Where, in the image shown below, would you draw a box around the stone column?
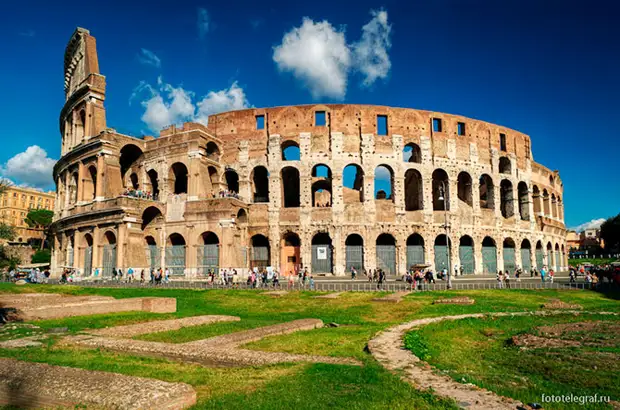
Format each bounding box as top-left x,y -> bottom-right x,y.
77,162 -> 86,203
474,239 -> 483,274
333,227 -> 344,276
95,154 -> 105,201
450,239 -> 459,277
512,183 -> 519,219
116,224 -> 125,270
396,244 -> 406,276
423,177 -> 433,214
472,177 -> 481,214
514,246 -> 521,271
496,244 -> 504,273
91,226 -> 100,272
393,175 -> 405,214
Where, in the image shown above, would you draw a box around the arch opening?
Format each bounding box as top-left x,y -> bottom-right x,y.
499,157 -> 511,174
224,169 -> 239,194
376,233 -> 396,275
434,234 -> 452,272
482,236 -> 497,274
119,144 -> 143,184
281,167 -> 300,208
432,169 -> 450,210
406,233 -> 425,269
281,141 -> 300,161
405,169 -> 423,211
503,238 -> 516,273
374,165 -> 394,201
345,234 -> 364,272
518,182 -> 530,220
166,233 -> 186,275
252,166 -> 269,203
169,162 -> 188,195
251,234 -> 270,270
281,232 -> 301,276
479,174 -> 495,210
457,171 -> 473,207
403,143 -> 421,163
500,179 -> 514,218
312,165 -> 332,207
459,235 -> 475,274
312,232 -> 333,274
343,164 -> 364,203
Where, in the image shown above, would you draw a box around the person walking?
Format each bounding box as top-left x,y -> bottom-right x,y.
549,269 -> 555,284
496,271 -> 504,289
140,269 -> 145,283
540,266 -> 547,283
504,271 -> 511,289
127,267 -> 134,283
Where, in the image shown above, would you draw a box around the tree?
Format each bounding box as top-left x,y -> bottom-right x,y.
31,249 -> 51,264
600,213 -> 620,253
24,209 -> 54,250
0,179 -> 15,241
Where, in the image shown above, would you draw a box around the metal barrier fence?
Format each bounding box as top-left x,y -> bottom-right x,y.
12,278 -> 613,293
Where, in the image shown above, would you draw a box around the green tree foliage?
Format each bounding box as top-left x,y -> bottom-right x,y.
24,209 -> 54,250
0,246 -> 20,270
31,249 -> 51,264
600,213 -> 620,252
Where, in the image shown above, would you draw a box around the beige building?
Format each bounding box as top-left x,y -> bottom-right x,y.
0,185 -> 55,244
50,28 -> 567,278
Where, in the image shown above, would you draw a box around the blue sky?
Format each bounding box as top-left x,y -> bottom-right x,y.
0,0 -> 618,231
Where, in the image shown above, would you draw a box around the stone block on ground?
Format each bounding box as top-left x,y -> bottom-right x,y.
263,290 -> 288,297
542,299 -> 582,310
313,292 -> 343,299
89,315 -> 240,338
141,297 -> 177,313
372,291 -> 410,303
0,358 -> 196,409
433,297 -> 475,305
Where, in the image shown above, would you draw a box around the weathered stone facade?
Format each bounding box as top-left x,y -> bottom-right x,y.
50,28 -> 567,278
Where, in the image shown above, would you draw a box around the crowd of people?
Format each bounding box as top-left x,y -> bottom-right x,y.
122,188 -> 156,200
3,267 -> 51,283
212,190 -> 240,200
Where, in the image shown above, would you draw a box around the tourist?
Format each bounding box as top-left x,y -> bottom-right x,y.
112,268 -> 118,281
127,267 -> 134,283
273,271 -> 279,288
377,269 -> 385,290
288,272 -> 294,289
425,269 -> 435,284
351,266 -> 357,280
515,267 -> 521,282
540,266 -> 547,283
309,275 -> 315,290
585,271 -> 593,288
496,271 -> 504,288
569,269 -> 576,284
140,269 -> 145,283
149,269 -> 155,284
164,268 -> 170,283
504,271 -> 511,289
373,269 -> 378,282
232,270 -> 239,289
94,267 -> 100,278
549,269 -> 554,284
118,268 -> 123,282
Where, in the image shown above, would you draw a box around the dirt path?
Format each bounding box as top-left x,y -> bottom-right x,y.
368,310 -> 618,410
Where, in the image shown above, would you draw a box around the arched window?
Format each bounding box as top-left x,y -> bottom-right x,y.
499,157 -> 511,174
236,208 -> 248,224
532,185 -> 541,214
479,174 -> 494,210
281,140 -> 300,161
225,169 -> 239,193
206,142 -> 220,160
551,194 -> 558,218
119,144 -> 143,184
312,232 -> 333,273
405,169 -> 423,211
252,166 -> 269,203
500,179 -> 514,218
403,143 -> 421,163
147,169 -> 159,199
457,172 -> 473,207
374,165 -> 394,201
141,206 -> 163,230
312,164 -> 332,207
518,182 -> 529,220
251,234 -> 270,269
345,234 -> 364,271
432,169 -> 449,210
376,233 -> 396,275
281,167 -> 300,207
503,238 -> 516,272
459,235 -> 475,274
542,189 -> 550,216
129,172 -> 139,190
70,172 -> 79,204
169,162 -> 189,194
87,166 -> 97,200
343,164 -> 364,203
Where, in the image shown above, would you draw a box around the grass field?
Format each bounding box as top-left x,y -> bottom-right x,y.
0,283 -> 618,409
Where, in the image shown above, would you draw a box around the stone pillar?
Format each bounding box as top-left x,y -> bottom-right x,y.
396,244 -> 406,276
77,162 -> 86,203
450,239 -> 459,277
512,184 -> 519,219
472,177 -> 481,214
333,227 -> 344,276
423,177 -> 433,214
91,226 -> 100,272
449,178 -> 458,212
393,175 -> 405,214
117,224 -> 125,270
474,239 -> 483,274
95,154 -> 105,201
514,246 -> 521,271
496,244 -> 504,273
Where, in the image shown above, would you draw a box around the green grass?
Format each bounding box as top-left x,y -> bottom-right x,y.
1,283 -> 619,409
404,313 -> 620,409
569,257 -> 618,266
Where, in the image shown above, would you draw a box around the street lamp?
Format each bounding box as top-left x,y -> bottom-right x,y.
438,181 -> 452,289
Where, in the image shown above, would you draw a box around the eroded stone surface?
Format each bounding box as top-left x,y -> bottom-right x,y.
542,299 -> 582,310
433,297 -> 475,305
372,291 -> 410,303
0,358 -> 196,409
313,292 -> 343,299
89,315 -> 240,338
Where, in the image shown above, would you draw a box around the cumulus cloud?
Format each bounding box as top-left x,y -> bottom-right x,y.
353,10 -> 392,86
197,8 -> 210,39
137,48 -> 161,68
570,218 -> 606,233
132,77 -> 251,132
272,9 -> 392,99
0,146 -> 56,189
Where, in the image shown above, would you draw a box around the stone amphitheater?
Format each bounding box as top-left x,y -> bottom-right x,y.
50,27 -> 567,278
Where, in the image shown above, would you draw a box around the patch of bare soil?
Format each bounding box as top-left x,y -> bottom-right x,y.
542,299 -> 583,310
511,334 -> 581,348
433,297 -> 475,305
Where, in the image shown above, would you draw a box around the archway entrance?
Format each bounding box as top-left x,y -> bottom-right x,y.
250,234 -> 270,270
482,237 -> 497,274
312,232 -> 333,274
503,238 -> 516,273
198,232 -> 219,274
434,234 -> 451,272
102,231 -> 117,277
535,241 -> 544,271
281,232 -> 301,276
406,234 -> 425,269
166,233 -> 186,275
145,236 -> 160,270
459,236 -> 475,274
521,240 -> 532,272
345,234 -> 364,272
83,234 -> 93,276
376,234 -> 396,275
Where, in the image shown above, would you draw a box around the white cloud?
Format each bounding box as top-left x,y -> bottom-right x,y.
137,48 -> 161,68
197,8 -> 210,39
570,218 -> 606,233
273,18 -> 351,99
132,77 -> 251,132
0,146 -> 56,189
272,9 -> 392,99
353,10 -> 392,86
19,30 -> 36,37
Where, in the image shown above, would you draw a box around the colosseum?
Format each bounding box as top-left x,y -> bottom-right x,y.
50,28 -> 567,278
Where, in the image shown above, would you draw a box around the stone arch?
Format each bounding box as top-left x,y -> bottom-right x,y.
479,174 -> 495,210
500,179 -> 514,218
345,233 -> 364,272
482,236 -> 497,273
311,164 -> 332,207
374,164 -> 394,201
499,157 -> 511,174
169,162 -> 189,195
312,232 -> 333,274
208,166 -> 219,195
206,141 -> 220,160
554,243 -> 561,271
503,238 -> 516,273
535,240 -> 544,270
70,171 -> 79,204
403,143 -> 421,163
224,168 -> 239,193
198,231 -> 220,274
281,140 -> 300,161
518,182 -> 529,220
101,230 -> 117,277
85,165 -> 97,200
546,241 -> 553,269
281,231 -> 301,276
82,232 -> 94,276
520,239 -> 532,271
434,234 -> 452,272
549,175 -> 555,186
376,233 -> 396,275
166,232 -> 186,275
251,166 -> 269,203
343,164 -> 364,203
542,189 -> 550,216
237,208 -> 248,224
281,166 -> 300,207
404,169 -> 423,211
459,235 -> 475,274
532,185 -> 541,214
119,144 -> 143,184
457,171 -> 473,207
129,172 -> 139,190
141,206 -> 163,230
103,230 -> 117,245
432,169 -> 450,210
406,233 -> 425,269
250,234 -> 271,269
551,193 -> 558,218
147,169 -> 159,199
